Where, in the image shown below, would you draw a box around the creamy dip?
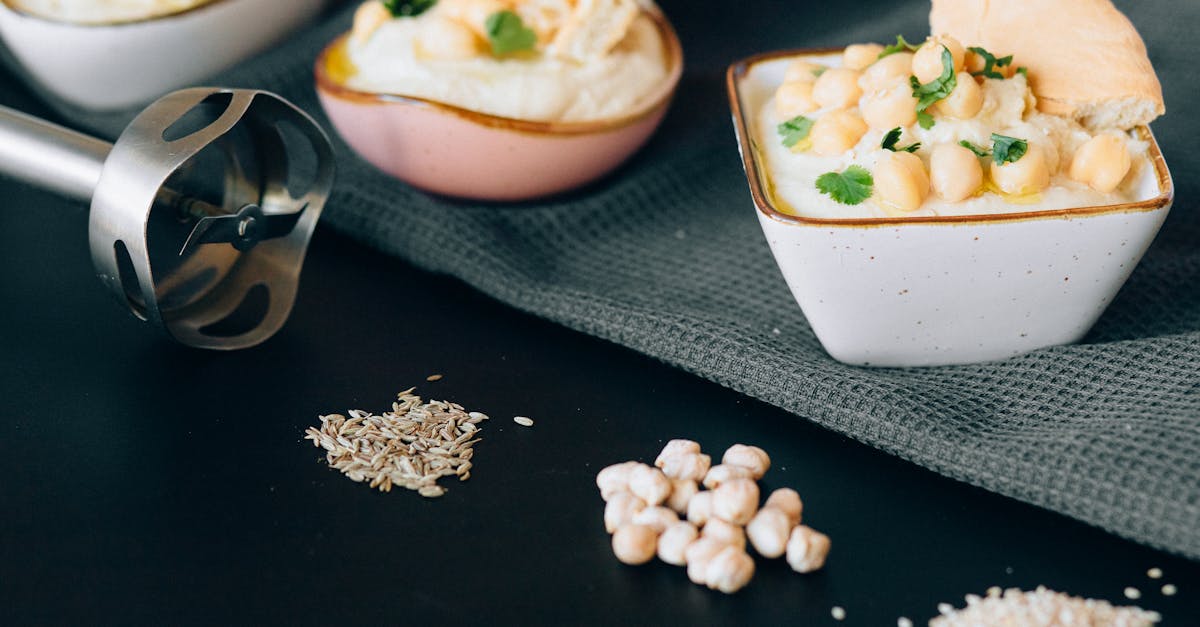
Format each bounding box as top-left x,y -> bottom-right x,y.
346,12 -> 668,123
758,54 -> 1152,219
8,0 -> 213,23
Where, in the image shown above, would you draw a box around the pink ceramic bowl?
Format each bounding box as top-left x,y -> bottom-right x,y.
314,9 -> 682,201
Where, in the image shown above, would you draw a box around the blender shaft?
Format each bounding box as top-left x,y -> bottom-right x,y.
0,104 -> 111,203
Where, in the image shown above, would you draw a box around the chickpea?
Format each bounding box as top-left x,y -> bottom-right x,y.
875,151 -> 930,213
722,444 -> 771,479
702,518 -> 747,550
659,452 -> 711,483
932,72 -> 982,119
628,464 -> 671,506
860,52 -> 913,92
702,463 -> 755,489
990,144 -> 1050,196
764,488 -> 803,527
843,43 -> 885,71
1069,134 -> 1132,193
813,68 -> 864,110
860,82 -> 919,130
810,111 -> 868,157
786,525 -> 832,573
351,0 -> 391,45
612,523 -> 658,565
712,478 -> 760,526
657,521 -> 699,566
655,439 -> 701,467
705,546 -> 756,593
930,143 -> 984,202
685,537 -> 728,585
774,81 -> 819,120
912,35 -> 966,84
415,16 -> 482,61
604,491 -> 647,533
596,460 -> 639,501
784,59 -> 826,83
686,490 -> 714,526
666,479 -> 699,515
632,505 -> 679,534
746,507 -> 791,558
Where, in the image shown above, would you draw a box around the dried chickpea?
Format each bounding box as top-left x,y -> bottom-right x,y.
843,43 -> 885,71
764,488 -> 803,527
596,461 -> 639,501
813,68 -> 864,110
415,16 -> 483,61
712,478 -> 760,526
786,525 -> 832,573
860,52 -> 913,92
612,523 -> 658,565
702,463 -> 755,489
657,521 -> 699,566
702,518 -> 747,550
685,537 -> 728,585
659,453 -> 711,483
930,143 -> 984,202
875,151 -> 930,213
912,35 -> 966,84
774,81 -> 819,120
784,60 -> 826,83
722,444 -> 771,479
666,479 -> 698,515
810,111 -> 868,157
990,144 -> 1050,195
604,491 -> 647,533
746,507 -> 791,558
686,490 -> 714,526
632,505 -> 679,534
655,439 -> 701,467
1069,134 -> 1132,193
705,546 -> 756,594
351,0 -> 391,45
628,464 -> 671,506
932,72 -> 983,119
860,82 -> 919,130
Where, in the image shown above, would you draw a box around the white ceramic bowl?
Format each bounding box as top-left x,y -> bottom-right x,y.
728,49 -> 1174,367
0,0 -> 327,111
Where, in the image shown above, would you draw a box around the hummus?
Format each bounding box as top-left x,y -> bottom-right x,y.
7,0 -> 214,23
344,6 -> 669,123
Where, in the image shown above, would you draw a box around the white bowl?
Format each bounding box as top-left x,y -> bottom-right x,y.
0,0 -> 327,111
727,49 -> 1174,367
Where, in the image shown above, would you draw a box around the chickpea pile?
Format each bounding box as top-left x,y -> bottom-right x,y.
772,34 -> 1135,215
597,440 -> 831,594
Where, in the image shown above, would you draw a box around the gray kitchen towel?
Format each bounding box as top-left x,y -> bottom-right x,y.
5,0 -> 1198,557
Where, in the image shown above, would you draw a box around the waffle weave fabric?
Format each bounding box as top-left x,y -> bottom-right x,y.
11,0 -> 1198,557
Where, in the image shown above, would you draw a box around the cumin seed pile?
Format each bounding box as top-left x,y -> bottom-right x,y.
304,388 -> 486,497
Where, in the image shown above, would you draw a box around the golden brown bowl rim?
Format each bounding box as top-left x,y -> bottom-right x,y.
726,47 -> 1175,228
0,0 -> 227,27
314,7 -> 684,137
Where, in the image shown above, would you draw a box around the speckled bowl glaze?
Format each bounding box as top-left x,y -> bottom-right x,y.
314,9 -> 682,201
728,49 -> 1174,367
0,0 -> 327,111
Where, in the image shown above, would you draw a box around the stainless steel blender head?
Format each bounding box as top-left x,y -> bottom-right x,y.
0,88 -> 335,350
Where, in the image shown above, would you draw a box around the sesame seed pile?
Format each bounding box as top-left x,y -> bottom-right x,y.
929,586 -> 1161,626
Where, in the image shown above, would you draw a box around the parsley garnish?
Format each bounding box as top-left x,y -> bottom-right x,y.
990,133 -> 1028,165
485,10 -> 537,56
910,46 -> 957,130
878,35 -> 919,59
382,0 -> 436,17
1016,66 -> 1028,77
812,67 -> 827,78
816,165 -> 873,205
881,127 -> 920,153
777,116 -> 814,148
968,46 -> 1013,79
958,140 -> 990,157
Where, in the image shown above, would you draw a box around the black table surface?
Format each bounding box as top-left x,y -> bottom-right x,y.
3,5 -> 1199,627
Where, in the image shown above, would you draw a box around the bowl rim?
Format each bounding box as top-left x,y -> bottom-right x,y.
726,47 -> 1175,228
314,6 -> 684,137
0,0 -> 230,26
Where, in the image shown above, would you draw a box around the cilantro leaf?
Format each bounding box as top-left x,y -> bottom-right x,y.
881,127 -> 920,153
910,46 -> 957,130
777,116 -> 814,148
812,67 -> 827,78
878,35 -> 918,60
382,0 -> 437,17
968,46 -> 1013,80
1016,66 -> 1028,77
958,140 -> 990,157
816,165 -> 874,205
485,10 -> 537,56
990,133 -> 1028,165
917,111 -> 935,130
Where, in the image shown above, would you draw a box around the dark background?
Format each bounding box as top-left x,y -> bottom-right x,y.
1,0 -> 1197,624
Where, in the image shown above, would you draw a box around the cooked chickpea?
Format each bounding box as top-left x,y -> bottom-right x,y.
612,523 -> 658,565
774,81 -> 819,120
666,479 -> 698,515
843,43 -> 885,71
702,463 -> 755,489
860,52 -> 913,92
686,490 -> 714,526
632,505 -> 679,534
659,452 -> 711,483
784,60 -> 826,83
596,460 -> 639,501
931,72 -> 983,119
705,546 -> 756,593
415,16 -> 482,61
628,464 -> 671,506
875,151 -> 930,213
604,491 -> 647,533
351,0 -> 391,45
990,144 -> 1050,195
860,82 -> 919,130
746,507 -> 791,558
712,478 -> 760,526
764,488 -> 803,527
657,521 -> 699,566
655,439 -> 701,467
930,143 -> 984,202
786,525 -> 832,573
1069,134 -> 1132,193
702,518 -> 746,550
810,111 -> 868,156
685,537 -> 728,585
912,35 -> 966,84
722,444 -> 771,479
813,68 -> 864,110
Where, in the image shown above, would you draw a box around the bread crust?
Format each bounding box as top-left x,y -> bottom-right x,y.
930,0 -> 1164,128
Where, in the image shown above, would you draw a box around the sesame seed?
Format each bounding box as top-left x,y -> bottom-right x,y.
425,374 -> 443,382
1161,584 -> 1177,596
1124,587 -> 1141,600
938,602 -> 954,615
830,607 -> 846,621
1147,567 -> 1162,579
513,416 -> 534,427
897,618 -> 913,627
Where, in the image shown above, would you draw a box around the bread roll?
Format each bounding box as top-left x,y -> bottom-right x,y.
930,0 -> 1164,130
